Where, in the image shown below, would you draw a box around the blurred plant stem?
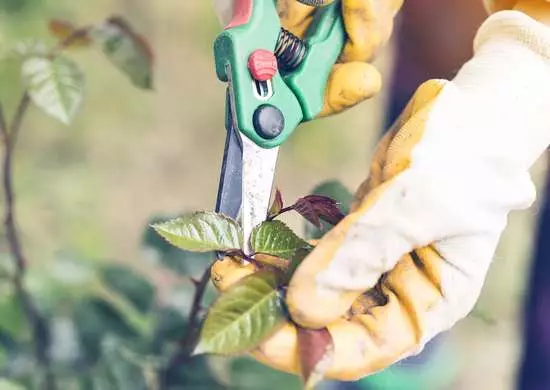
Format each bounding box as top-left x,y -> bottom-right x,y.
159,266 -> 212,389
0,96 -> 57,390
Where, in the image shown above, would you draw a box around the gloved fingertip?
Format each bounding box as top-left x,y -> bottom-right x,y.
322,62 -> 382,116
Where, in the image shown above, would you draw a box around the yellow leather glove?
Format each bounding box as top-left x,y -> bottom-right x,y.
211,3 -> 550,381
213,0 -> 403,116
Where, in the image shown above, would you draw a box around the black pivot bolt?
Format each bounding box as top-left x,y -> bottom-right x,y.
253,105 -> 285,140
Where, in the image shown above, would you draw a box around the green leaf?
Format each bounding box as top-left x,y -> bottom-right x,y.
251,221 -> 310,259
152,212 -> 242,253
195,272 -> 285,355
73,298 -> 139,361
21,55 -> 84,125
92,17 -> 153,89
152,307 -> 187,345
305,180 -> 353,240
93,337 -> 148,390
0,293 -> 27,338
100,265 -> 156,314
11,39 -> 48,59
142,215 -> 213,277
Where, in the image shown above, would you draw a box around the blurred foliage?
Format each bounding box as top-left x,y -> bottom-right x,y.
0,208 -> 326,388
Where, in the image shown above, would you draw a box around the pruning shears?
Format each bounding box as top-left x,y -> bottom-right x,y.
214,0 -> 345,251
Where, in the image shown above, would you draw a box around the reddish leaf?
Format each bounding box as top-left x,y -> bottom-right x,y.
49,20 -> 75,38
294,197 -> 321,228
48,19 -> 92,48
268,188 -> 284,219
92,16 -> 154,89
106,16 -> 154,65
294,195 -> 344,228
297,327 -> 334,389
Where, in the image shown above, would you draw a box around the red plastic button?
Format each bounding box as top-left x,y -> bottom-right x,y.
248,50 -> 278,82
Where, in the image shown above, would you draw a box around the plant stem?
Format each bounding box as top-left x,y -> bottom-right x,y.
181,266 -> 211,353
159,266 -> 212,388
267,206 -> 294,221
0,96 -> 57,390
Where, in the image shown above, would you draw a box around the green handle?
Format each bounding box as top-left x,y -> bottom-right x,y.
285,2 -> 345,121
213,0 -> 344,148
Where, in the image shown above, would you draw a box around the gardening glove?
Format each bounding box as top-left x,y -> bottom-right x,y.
281,6 -> 550,379
213,6 -> 550,381
213,0 -> 403,116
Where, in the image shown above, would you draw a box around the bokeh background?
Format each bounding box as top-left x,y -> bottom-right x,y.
0,0 -> 548,389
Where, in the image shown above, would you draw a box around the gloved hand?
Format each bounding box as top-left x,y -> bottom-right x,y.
213,0 -> 403,116
210,2 -> 550,381
283,3 -> 550,378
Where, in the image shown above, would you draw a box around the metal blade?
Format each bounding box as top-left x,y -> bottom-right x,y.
242,137 -> 279,253
218,63 -> 279,254
215,89 -> 243,220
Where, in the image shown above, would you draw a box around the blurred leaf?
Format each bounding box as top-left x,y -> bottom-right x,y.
48,19 -> 74,38
11,39 -> 48,58
251,221 -> 310,260
48,20 -> 92,48
153,212 -> 243,253
21,55 -> 84,125
100,265 -> 156,314
0,293 -> 27,338
297,327 -> 334,389
0,0 -> 29,13
73,298 -> 139,361
305,181 -> 353,240
294,195 -> 344,229
91,16 -> 153,89
230,356 -> 302,390
152,307 -> 187,345
92,337 -> 148,390
49,316 -> 80,364
0,379 -> 25,390
268,189 -> 284,219
165,355 -> 225,389
195,272 -> 285,355
0,329 -> 18,352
